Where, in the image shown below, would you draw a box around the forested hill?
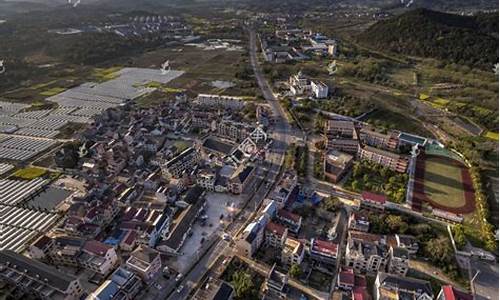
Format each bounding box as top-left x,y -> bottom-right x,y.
357,8 -> 499,70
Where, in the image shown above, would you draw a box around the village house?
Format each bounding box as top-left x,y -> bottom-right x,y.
281,237 -> 305,267
345,231 -> 388,274
0,250 -> 84,300
125,245 -> 162,282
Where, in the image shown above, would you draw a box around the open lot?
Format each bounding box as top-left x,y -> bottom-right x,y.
172,192 -> 245,273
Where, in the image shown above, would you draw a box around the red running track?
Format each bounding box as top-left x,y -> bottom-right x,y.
411,153 -> 475,214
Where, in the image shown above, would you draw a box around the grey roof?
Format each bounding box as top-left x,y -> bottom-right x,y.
131,246 -> 160,263
237,165 -> 254,183
0,250 -> 78,291
203,138 -> 233,155
165,147 -> 196,168
160,187 -> 205,251
183,185 -> 204,205
392,246 -> 409,259
212,282 -> 234,300
378,272 -> 432,296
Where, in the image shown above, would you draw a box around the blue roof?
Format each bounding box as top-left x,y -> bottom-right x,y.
111,267 -> 134,286
399,132 -> 427,146
95,280 -> 119,299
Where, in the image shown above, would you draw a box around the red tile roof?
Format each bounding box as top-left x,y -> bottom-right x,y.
311,238 -> 338,257
83,240 -> 112,257
361,191 -> 386,204
338,268 -> 355,286
32,235 -> 52,249
353,287 -> 371,300
277,209 -> 301,223
442,285 -> 473,300
265,221 -> 286,236
121,230 -> 138,246
355,275 -> 367,287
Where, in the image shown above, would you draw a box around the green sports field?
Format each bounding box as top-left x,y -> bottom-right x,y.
423,156 -> 466,208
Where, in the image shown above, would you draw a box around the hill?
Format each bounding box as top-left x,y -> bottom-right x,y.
357,8 -> 499,70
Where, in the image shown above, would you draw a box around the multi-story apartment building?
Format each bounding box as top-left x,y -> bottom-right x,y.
387,246 -> 409,276
228,165 -> 255,195
345,231 -> 388,274
324,150 -> 354,183
265,221 -> 288,249
80,240 -> 119,276
29,235 -> 55,260
311,81 -> 329,99
310,238 -> 339,265
269,172 -> 298,208
191,110 -> 215,130
348,211 -> 370,232
196,168 -> 217,192
326,120 -> 357,137
88,267 -> 142,300
281,237 -> 304,267
45,237 -> 118,276
359,128 -> 399,150
374,272 -> 433,300
289,71 -> 311,96
126,245 -> 162,282
0,250 -> 83,300
196,94 -> 247,110
264,264 -> 288,299
325,120 -> 360,154
395,234 -> 419,256
236,216 -> 266,257
277,209 -> 302,234
216,120 -> 254,143
358,145 -> 409,173
160,147 -> 200,179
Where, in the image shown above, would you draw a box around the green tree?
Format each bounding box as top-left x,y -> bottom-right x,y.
452,225 -> 466,249
321,196 -> 342,212
289,264 -> 302,278
231,270 -> 255,299
351,180 -> 362,191
424,236 -> 454,266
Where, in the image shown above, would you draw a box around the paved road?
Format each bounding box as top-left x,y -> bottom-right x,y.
471,258 -> 499,300
163,28 -> 294,300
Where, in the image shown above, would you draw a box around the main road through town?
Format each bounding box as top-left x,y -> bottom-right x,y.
163,27 -> 294,300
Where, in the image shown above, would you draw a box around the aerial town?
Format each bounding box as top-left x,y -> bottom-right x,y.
0,1 -> 498,300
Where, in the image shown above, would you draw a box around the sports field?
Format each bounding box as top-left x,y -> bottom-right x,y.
413,154 -> 475,214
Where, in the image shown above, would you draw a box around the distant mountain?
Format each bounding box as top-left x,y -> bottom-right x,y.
357,8 -> 498,69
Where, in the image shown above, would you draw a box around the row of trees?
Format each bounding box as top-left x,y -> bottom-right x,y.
294,145 -> 308,177
451,138 -> 497,252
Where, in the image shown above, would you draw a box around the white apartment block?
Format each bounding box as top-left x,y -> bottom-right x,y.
311,81 -> 329,99
196,94 -> 247,110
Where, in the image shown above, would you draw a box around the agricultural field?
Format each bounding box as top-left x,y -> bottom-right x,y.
129,46 -> 260,103
12,167 -> 47,180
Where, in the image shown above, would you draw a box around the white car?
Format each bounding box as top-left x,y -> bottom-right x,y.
222,233 -> 231,241
175,273 -> 183,282
176,285 -> 184,293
